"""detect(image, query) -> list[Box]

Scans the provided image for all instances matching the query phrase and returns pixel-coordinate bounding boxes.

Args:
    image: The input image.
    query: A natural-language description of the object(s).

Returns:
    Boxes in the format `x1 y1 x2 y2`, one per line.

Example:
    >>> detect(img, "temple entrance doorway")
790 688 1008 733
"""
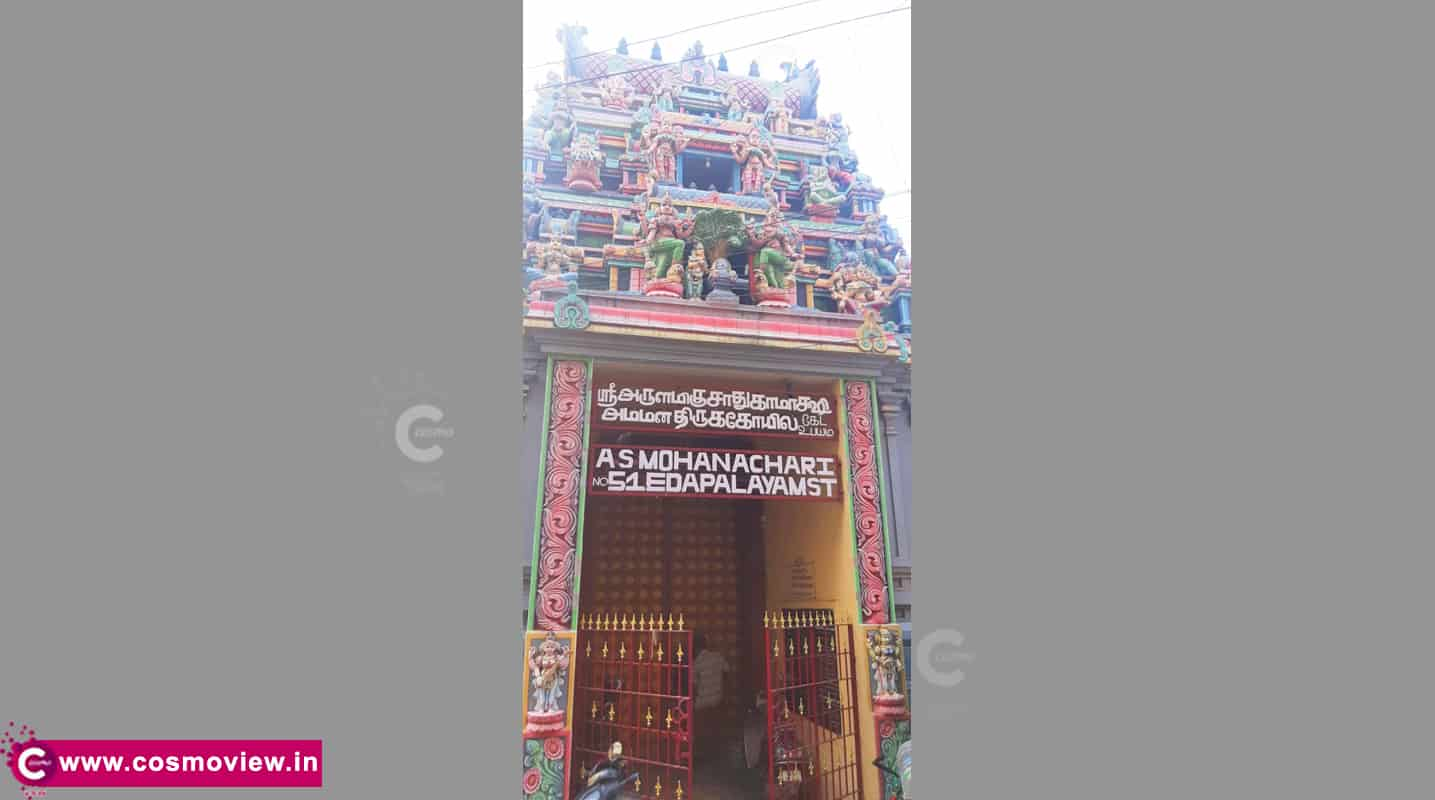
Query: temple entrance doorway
571 434 772 799
571 365 856 797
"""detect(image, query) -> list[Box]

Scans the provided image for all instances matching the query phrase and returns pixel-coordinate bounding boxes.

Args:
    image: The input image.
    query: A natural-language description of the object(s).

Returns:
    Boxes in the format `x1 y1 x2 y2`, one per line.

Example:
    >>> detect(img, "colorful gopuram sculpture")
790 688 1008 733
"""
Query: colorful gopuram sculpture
731 128 778 196
522 25 912 328
745 206 802 304
598 74 633 110
867 627 906 700
830 264 888 315
860 213 903 278
803 164 848 218
543 100 577 154
641 194 695 293
640 119 688 186
562 132 602 192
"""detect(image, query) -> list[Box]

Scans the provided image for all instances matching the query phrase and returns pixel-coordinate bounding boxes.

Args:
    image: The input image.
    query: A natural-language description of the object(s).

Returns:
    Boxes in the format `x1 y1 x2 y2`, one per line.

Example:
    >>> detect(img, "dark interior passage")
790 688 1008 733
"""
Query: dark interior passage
577 492 769 797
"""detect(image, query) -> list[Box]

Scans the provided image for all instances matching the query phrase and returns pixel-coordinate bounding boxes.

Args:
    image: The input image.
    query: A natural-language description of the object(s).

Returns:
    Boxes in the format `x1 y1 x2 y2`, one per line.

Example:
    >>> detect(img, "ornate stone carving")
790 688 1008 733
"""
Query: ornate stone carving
526 239 582 298
533 360 590 631
639 117 688 185
542 100 576 155
830 265 888 315
640 194 695 298
552 283 590 330
802 164 848 219
744 206 802 307
562 132 602 193
859 214 902 278
866 627 906 700
525 631 573 734
842 381 892 624
856 309 890 353
598 74 633 110
731 128 778 196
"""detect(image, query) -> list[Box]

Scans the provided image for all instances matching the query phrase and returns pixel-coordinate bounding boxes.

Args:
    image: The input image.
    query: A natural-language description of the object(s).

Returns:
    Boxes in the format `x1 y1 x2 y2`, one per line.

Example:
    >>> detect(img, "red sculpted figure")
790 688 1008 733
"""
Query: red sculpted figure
640 119 688 185
731 128 777 195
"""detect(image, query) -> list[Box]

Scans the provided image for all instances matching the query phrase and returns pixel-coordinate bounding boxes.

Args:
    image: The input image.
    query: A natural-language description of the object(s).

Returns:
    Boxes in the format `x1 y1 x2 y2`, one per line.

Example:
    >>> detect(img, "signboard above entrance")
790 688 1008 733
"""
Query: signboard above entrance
593 381 837 439
589 444 842 501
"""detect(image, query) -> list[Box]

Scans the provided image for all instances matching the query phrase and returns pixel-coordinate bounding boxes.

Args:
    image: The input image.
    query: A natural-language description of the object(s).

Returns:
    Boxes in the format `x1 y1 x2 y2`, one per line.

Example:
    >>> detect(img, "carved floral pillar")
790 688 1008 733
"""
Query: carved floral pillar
844 378 909 799
522 357 593 800
841 379 895 624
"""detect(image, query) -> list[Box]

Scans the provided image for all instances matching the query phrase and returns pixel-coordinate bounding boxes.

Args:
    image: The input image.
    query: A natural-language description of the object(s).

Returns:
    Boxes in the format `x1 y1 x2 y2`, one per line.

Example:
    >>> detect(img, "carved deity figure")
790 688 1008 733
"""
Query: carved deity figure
626 103 653 152
803 164 848 213
654 79 679 113
822 113 850 151
894 252 912 285
642 194 696 278
730 128 777 196
744 206 802 291
867 628 905 699
522 175 542 241
529 239 582 279
528 633 571 715
859 213 901 278
598 74 632 110
722 86 747 121
684 241 708 299
543 102 577 154
770 105 792 136
641 120 689 185
763 182 782 211
830 264 885 315
827 239 861 270
823 152 855 192
878 214 905 250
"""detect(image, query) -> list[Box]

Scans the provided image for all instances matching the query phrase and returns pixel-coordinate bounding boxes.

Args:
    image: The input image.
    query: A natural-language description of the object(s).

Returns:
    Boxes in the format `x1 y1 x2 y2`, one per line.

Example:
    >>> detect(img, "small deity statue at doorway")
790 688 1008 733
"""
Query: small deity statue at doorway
529 632 571 715
867 628 905 699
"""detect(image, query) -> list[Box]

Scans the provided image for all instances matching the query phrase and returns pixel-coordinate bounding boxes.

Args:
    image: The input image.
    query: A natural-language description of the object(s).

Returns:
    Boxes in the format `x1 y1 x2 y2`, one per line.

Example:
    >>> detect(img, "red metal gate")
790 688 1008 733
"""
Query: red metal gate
764 610 865 800
572 612 694 800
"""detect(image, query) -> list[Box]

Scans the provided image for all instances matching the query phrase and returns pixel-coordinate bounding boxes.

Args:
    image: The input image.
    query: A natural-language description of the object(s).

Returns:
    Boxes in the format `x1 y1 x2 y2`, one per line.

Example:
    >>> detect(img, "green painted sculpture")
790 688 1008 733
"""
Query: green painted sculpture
641 194 695 279
803 164 848 214
543 102 576 154
683 241 708 300
860 213 900 278
744 206 803 292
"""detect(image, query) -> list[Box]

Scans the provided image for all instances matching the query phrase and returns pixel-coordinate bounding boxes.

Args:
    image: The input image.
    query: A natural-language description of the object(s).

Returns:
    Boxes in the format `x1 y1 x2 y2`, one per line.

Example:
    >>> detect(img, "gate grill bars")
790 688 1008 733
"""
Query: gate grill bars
573 612 694 800
764 609 865 800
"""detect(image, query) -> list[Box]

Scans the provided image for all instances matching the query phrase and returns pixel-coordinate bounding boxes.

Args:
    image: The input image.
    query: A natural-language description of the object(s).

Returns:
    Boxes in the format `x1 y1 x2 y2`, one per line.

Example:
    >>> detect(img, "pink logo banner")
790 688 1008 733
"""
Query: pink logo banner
7 739 322 788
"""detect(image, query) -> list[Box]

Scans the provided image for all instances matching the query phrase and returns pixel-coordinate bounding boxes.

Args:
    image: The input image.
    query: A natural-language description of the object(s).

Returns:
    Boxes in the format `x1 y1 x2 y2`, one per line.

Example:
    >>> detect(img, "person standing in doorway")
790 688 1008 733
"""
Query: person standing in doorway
692 632 730 763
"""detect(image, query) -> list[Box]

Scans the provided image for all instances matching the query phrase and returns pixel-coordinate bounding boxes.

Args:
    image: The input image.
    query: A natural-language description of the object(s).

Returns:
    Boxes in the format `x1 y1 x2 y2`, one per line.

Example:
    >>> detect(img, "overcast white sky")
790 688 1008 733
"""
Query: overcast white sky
523 0 913 252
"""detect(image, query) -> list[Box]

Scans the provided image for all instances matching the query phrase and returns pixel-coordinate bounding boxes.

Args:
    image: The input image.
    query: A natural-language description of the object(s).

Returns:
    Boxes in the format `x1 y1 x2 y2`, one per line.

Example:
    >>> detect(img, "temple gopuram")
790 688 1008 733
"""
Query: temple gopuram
521 25 912 800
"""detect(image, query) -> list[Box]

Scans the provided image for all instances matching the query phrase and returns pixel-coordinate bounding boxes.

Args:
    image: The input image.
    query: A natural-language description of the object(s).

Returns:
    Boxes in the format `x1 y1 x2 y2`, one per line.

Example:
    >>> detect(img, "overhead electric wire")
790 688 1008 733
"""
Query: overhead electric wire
524 0 831 71
532 5 912 92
